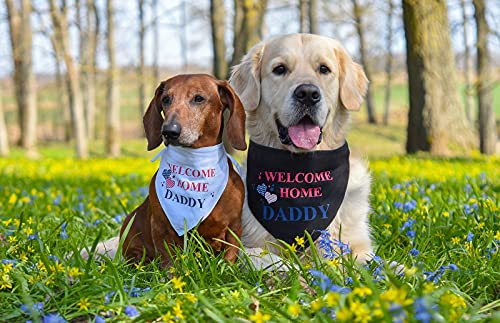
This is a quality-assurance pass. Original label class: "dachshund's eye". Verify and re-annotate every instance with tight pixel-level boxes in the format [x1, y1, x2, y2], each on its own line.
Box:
[162, 95, 171, 105]
[319, 65, 331, 74]
[272, 64, 287, 76]
[193, 95, 205, 103]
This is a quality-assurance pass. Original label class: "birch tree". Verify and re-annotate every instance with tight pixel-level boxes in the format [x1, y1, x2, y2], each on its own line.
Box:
[5, 0, 37, 154]
[0, 86, 9, 156]
[106, 0, 120, 157]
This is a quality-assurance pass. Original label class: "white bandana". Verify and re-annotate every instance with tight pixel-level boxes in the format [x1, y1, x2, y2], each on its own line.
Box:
[152, 143, 240, 236]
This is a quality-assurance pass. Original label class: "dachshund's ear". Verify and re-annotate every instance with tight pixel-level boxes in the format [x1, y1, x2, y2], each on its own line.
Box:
[229, 41, 265, 112]
[143, 81, 166, 150]
[334, 45, 368, 111]
[217, 80, 247, 150]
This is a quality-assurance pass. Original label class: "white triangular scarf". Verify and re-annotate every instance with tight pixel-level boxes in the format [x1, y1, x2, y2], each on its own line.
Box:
[152, 143, 240, 236]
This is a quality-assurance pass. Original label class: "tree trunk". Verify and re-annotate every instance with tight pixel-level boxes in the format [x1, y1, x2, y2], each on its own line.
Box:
[81, 0, 98, 140]
[152, 0, 160, 83]
[299, 0, 308, 33]
[106, 0, 120, 157]
[383, 0, 394, 125]
[403, 0, 473, 155]
[5, 0, 37, 154]
[309, 0, 318, 34]
[461, 0, 474, 123]
[49, 0, 88, 158]
[230, 0, 268, 68]
[0, 86, 9, 157]
[54, 54, 71, 141]
[138, 0, 147, 117]
[352, 0, 376, 124]
[210, 0, 227, 79]
[473, 0, 497, 154]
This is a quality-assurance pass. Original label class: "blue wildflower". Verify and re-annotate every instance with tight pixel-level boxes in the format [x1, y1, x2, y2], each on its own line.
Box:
[93, 219, 101, 226]
[53, 195, 62, 205]
[414, 298, 432, 323]
[124, 305, 139, 318]
[400, 218, 416, 231]
[424, 263, 458, 283]
[409, 248, 420, 257]
[394, 201, 403, 210]
[77, 202, 85, 212]
[392, 184, 402, 190]
[21, 302, 44, 314]
[466, 232, 474, 242]
[60, 222, 68, 239]
[403, 200, 417, 212]
[42, 313, 67, 323]
[27, 232, 39, 241]
[463, 204, 472, 214]
[94, 315, 105, 323]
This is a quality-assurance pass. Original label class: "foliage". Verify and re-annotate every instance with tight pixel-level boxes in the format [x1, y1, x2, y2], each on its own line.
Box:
[0, 155, 498, 322]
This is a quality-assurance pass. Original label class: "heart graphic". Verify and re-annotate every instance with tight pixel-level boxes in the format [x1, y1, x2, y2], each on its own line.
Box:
[264, 192, 278, 204]
[162, 169, 172, 179]
[256, 183, 267, 196]
[166, 178, 175, 188]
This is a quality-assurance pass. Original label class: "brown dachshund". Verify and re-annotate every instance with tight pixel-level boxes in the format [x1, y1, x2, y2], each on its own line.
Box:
[120, 74, 246, 267]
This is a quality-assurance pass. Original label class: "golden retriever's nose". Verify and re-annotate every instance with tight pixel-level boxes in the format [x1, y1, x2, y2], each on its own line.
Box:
[162, 122, 181, 140]
[293, 84, 321, 106]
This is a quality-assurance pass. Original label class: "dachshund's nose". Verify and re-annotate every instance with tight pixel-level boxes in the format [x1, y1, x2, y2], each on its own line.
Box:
[162, 122, 181, 140]
[293, 84, 321, 106]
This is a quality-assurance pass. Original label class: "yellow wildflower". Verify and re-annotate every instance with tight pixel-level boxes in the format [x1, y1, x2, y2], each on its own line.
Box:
[494, 231, 500, 241]
[186, 293, 197, 303]
[335, 306, 351, 321]
[352, 286, 373, 298]
[350, 300, 371, 323]
[441, 291, 466, 309]
[289, 243, 297, 253]
[294, 236, 305, 248]
[0, 274, 12, 290]
[230, 290, 240, 299]
[8, 236, 17, 243]
[287, 303, 301, 317]
[171, 276, 186, 292]
[78, 297, 90, 311]
[310, 298, 323, 312]
[325, 291, 340, 307]
[328, 258, 340, 268]
[451, 237, 461, 245]
[2, 263, 13, 274]
[380, 287, 413, 306]
[134, 263, 145, 272]
[249, 311, 271, 323]
[173, 302, 184, 320]
[161, 311, 174, 323]
[9, 193, 17, 204]
[68, 267, 82, 277]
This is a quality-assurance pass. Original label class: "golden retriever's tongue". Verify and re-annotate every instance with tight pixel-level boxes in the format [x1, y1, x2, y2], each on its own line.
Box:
[288, 119, 320, 150]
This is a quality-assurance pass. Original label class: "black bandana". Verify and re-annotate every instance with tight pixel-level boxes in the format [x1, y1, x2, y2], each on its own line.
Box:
[246, 140, 350, 245]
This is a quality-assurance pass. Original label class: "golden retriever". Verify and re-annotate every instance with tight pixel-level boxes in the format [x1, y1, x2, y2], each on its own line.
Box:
[230, 33, 373, 263]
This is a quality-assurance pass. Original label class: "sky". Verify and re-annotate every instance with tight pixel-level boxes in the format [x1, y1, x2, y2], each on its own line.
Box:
[0, 0, 498, 78]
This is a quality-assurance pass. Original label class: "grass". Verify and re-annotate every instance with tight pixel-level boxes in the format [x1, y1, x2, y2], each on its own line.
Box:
[0, 148, 498, 322]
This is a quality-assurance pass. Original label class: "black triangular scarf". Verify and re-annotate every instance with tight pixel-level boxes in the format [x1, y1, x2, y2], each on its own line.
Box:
[246, 140, 350, 246]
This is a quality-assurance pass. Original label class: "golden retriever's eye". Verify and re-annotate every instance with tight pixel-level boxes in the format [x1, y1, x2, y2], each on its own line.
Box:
[162, 95, 171, 106]
[272, 64, 287, 76]
[319, 65, 331, 74]
[193, 95, 205, 103]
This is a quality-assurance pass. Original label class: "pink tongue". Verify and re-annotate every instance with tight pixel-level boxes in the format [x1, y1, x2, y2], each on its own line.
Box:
[288, 119, 321, 150]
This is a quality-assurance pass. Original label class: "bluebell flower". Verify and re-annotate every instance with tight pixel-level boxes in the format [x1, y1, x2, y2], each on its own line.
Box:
[21, 302, 44, 314]
[28, 232, 39, 241]
[466, 232, 474, 242]
[392, 184, 402, 190]
[409, 248, 420, 257]
[407, 230, 416, 239]
[463, 204, 472, 214]
[403, 200, 417, 212]
[60, 222, 68, 239]
[464, 184, 472, 193]
[424, 263, 458, 283]
[113, 214, 124, 223]
[77, 202, 85, 212]
[94, 315, 105, 323]
[93, 220, 101, 226]
[429, 184, 436, 191]
[344, 277, 353, 285]
[1, 259, 18, 266]
[48, 255, 60, 263]
[53, 195, 62, 205]
[400, 218, 416, 232]
[124, 305, 139, 318]
[42, 313, 66, 323]
[394, 201, 403, 210]
[414, 298, 432, 323]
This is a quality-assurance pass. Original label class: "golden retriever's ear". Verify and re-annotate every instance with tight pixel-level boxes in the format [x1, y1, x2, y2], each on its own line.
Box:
[217, 80, 247, 150]
[143, 81, 166, 151]
[335, 47, 368, 111]
[229, 41, 265, 111]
